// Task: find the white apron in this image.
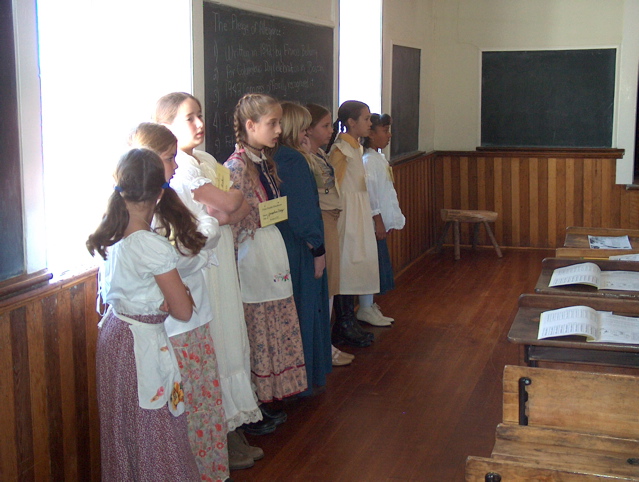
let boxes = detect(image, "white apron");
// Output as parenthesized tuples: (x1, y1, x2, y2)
(237, 224, 293, 303)
(99, 308, 185, 416)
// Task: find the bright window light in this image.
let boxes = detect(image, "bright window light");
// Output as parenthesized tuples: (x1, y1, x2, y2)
(37, 0, 193, 276)
(339, 0, 382, 114)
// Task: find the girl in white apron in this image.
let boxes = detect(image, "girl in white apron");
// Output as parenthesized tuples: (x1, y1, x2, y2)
(224, 93, 308, 419)
(87, 148, 204, 481)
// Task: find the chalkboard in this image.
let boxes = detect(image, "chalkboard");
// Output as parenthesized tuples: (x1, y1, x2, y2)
(203, 3, 334, 162)
(0, 0, 25, 281)
(390, 45, 421, 159)
(481, 49, 616, 148)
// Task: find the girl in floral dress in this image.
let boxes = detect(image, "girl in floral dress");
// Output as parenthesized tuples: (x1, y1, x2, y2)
(129, 122, 230, 481)
(224, 93, 308, 413)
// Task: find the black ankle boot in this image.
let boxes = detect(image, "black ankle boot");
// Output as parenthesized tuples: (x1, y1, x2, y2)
(332, 295, 372, 347)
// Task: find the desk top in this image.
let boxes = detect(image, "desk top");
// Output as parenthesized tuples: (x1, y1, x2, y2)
(556, 226, 639, 258)
(507, 294, 639, 353)
(535, 257, 639, 300)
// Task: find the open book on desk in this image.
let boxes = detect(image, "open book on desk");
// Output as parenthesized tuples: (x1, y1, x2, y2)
(538, 306, 639, 344)
(549, 262, 639, 291)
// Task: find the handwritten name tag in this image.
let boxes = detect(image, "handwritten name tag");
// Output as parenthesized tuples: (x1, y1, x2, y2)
(214, 163, 232, 191)
(259, 196, 288, 227)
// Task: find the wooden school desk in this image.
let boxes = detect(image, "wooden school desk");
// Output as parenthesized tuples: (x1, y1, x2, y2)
(535, 257, 639, 300)
(507, 293, 639, 368)
(555, 226, 639, 258)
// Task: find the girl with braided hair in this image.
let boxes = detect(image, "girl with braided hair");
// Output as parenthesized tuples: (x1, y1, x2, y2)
(223, 93, 307, 416)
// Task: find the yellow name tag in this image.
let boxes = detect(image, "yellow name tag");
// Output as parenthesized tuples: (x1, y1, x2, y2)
(214, 163, 232, 191)
(259, 196, 288, 227)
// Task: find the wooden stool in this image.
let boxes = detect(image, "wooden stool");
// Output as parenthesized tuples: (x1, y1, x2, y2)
(437, 209, 502, 261)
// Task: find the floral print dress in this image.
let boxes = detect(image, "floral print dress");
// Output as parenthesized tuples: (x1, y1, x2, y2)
(224, 148, 308, 402)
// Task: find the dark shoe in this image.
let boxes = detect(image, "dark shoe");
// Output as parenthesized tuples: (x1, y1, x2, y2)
(259, 404, 287, 426)
(241, 418, 277, 435)
(333, 295, 373, 347)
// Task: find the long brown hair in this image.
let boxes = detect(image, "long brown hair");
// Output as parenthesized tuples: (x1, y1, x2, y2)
(326, 100, 369, 152)
(153, 92, 201, 124)
(129, 122, 177, 154)
(232, 93, 281, 188)
(86, 148, 206, 259)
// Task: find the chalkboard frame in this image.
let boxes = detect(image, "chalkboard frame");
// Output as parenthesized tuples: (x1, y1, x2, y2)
(390, 44, 421, 160)
(481, 48, 617, 149)
(202, 3, 334, 163)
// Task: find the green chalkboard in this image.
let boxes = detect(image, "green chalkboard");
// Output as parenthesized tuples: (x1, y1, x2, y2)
(203, 3, 334, 162)
(391, 45, 421, 159)
(0, 0, 25, 281)
(481, 49, 616, 148)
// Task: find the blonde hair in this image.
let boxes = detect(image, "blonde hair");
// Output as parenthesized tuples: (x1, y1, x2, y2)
(279, 102, 317, 171)
(233, 93, 281, 188)
(129, 122, 177, 154)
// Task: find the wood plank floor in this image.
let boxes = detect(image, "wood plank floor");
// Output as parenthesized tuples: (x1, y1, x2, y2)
(233, 248, 554, 481)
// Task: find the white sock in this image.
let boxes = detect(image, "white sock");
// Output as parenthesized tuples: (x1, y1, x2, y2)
(359, 294, 374, 309)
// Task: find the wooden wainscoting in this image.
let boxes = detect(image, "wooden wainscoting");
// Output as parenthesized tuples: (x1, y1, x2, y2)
(0, 270, 100, 482)
(435, 149, 639, 249)
(386, 152, 439, 274)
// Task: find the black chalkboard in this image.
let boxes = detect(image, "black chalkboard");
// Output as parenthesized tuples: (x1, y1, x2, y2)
(390, 45, 421, 159)
(481, 49, 616, 148)
(203, 3, 334, 162)
(0, 0, 25, 281)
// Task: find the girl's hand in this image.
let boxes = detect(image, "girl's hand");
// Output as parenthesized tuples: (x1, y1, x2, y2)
(159, 299, 170, 312)
(313, 254, 326, 279)
(373, 215, 387, 240)
(300, 134, 312, 154)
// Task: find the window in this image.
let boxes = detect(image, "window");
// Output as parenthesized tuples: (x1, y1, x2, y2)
(35, 0, 194, 276)
(339, 0, 382, 114)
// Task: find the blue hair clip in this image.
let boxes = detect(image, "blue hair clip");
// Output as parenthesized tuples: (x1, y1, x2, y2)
(114, 185, 123, 192)
(162, 182, 170, 189)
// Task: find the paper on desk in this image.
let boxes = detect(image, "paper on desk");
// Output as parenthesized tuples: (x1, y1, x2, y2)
(609, 253, 639, 261)
(588, 235, 632, 250)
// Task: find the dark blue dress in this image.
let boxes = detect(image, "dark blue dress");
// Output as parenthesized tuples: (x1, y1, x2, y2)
(274, 145, 331, 394)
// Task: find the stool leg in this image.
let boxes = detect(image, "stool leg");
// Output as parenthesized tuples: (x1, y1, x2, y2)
(483, 221, 503, 258)
(436, 221, 452, 253)
(454, 220, 461, 260)
(472, 222, 480, 250)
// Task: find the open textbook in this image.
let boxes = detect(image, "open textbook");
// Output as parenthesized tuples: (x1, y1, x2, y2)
(548, 262, 639, 291)
(538, 305, 639, 344)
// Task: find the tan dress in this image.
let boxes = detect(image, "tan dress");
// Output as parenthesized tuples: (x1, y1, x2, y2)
(328, 133, 380, 295)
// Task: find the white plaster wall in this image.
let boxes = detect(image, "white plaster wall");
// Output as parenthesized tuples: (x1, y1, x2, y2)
(383, 0, 436, 153)
(432, 0, 637, 182)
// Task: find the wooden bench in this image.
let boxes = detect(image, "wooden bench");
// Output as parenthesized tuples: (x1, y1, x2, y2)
(436, 209, 503, 260)
(465, 365, 639, 481)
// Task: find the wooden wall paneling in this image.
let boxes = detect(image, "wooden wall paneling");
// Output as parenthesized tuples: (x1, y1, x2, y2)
(565, 158, 575, 229)
(11, 307, 35, 480)
(527, 158, 538, 246)
(573, 158, 585, 226)
(26, 300, 49, 481)
(493, 158, 503, 244)
(460, 156, 470, 243)
(477, 157, 486, 244)
(1, 312, 18, 481)
(42, 295, 65, 481)
(537, 158, 549, 248)
(518, 157, 529, 247)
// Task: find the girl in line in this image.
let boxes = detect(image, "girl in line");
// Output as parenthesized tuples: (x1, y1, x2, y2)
(130, 123, 230, 481)
(87, 148, 202, 481)
(154, 93, 267, 470)
(358, 114, 405, 326)
(224, 93, 308, 412)
(325, 100, 379, 346)
(305, 103, 359, 362)
(273, 102, 332, 395)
